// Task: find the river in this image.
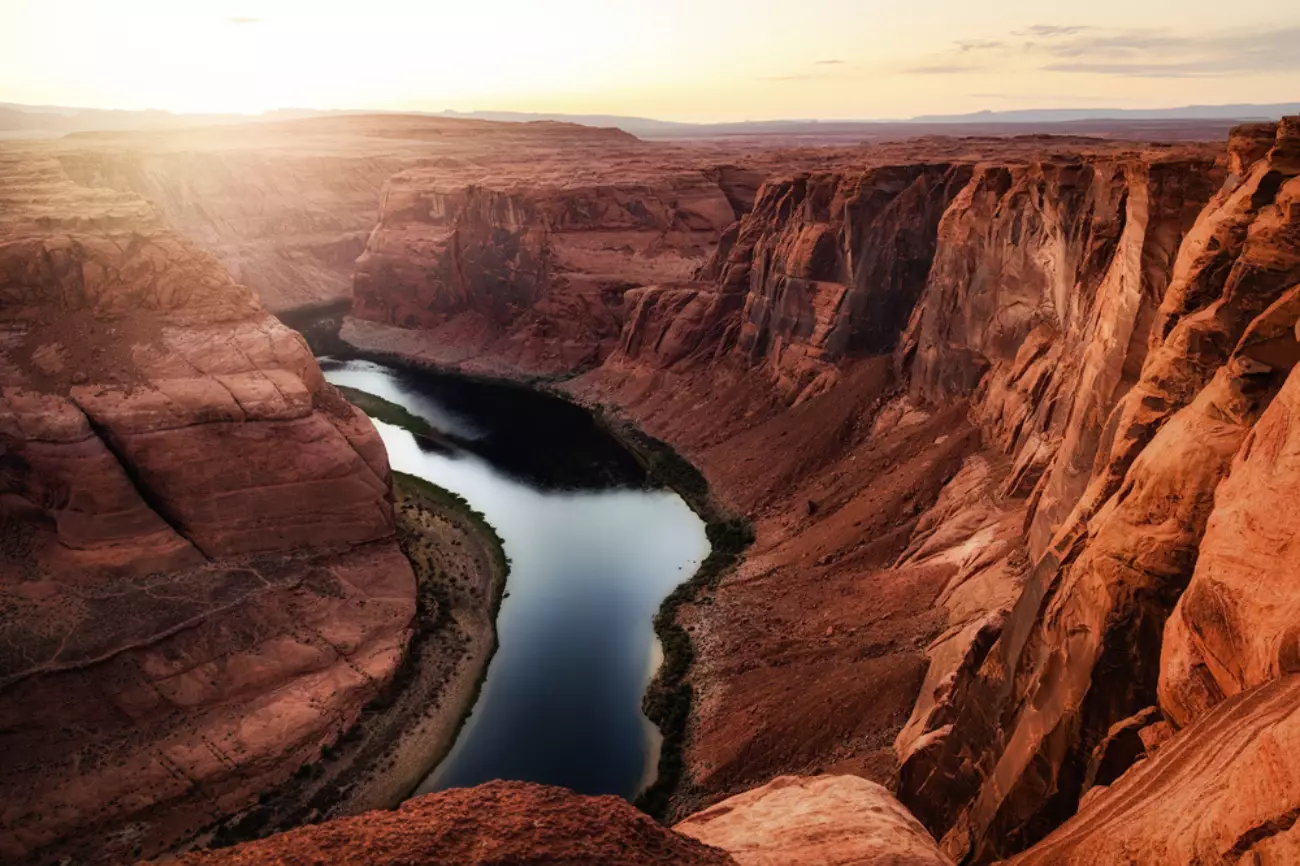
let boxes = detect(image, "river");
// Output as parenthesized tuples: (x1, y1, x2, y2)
(320, 357, 709, 799)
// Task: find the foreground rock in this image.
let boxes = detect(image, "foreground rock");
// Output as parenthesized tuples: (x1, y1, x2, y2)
(0, 149, 416, 863)
(675, 775, 953, 866)
(166, 781, 736, 866)
(1008, 675, 1300, 864)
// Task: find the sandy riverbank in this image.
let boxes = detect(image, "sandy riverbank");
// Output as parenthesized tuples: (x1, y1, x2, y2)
(199, 472, 508, 849)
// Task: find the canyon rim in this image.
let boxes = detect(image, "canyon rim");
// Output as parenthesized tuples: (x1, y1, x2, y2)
(2, 36, 1300, 865)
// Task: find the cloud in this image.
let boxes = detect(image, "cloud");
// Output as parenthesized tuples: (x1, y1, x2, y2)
(1038, 26, 1300, 77)
(900, 23, 1300, 80)
(815, 59, 845, 65)
(905, 64, 984, 75)
(226, 16, 262, 24)
(1015, 25, 1091, 38)
(956, 39, 1004, 53)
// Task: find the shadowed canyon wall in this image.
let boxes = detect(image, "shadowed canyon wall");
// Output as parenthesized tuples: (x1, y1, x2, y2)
(5, 113, 1300, 864)
(348, 120, 1300, 862)
(0, 150, 416, 864)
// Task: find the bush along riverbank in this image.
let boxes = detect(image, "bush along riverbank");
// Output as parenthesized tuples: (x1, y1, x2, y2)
(596, 413, 755, 821)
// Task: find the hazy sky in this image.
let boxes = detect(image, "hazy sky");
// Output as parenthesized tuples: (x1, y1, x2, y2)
(2, 0, 1298, 120)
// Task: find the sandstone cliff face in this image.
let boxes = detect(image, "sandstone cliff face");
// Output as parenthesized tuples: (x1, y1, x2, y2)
(572, 138, 1218, 822)
(565, 125, 1300, 863)
(729, 165, 973, 397)
(899, 119, 1300, 864)
(349, 167, 743, 377)
(0, 150, 415, 864)
(1005, 675, 1300, 865)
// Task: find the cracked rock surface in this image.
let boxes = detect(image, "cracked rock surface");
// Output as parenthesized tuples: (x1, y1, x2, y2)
(0, 148, 415, 864)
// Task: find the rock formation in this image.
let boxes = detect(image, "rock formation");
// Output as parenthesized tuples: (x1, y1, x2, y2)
(349, 165, 742, 376)
(166, 781, 736, 865)
(0, 149, 416, 864)
(675, 775, 954, 865)
(8, 109, 1300, 865)
(162, 775, 958, 866)
(570, 122, 1300, 862)
(341, 119, 1300, 861)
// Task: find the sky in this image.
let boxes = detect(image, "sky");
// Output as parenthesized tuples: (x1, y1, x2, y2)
(1, 0, 1298, 121)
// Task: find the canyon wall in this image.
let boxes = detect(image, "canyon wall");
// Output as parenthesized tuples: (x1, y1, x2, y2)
(48, 121, 414, 313)
(41, 116, 679, 317)
(348, 165, 749, 376)
(0, 149, 416, 863)
(9, 113, 1300, 863)
(347, 121, 1300, 860)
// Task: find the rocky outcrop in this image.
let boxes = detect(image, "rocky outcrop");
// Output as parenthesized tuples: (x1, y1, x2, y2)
(675, 775, 953, 865)
(1007, 675, 1300, 864)
(895, 119, 1300, 862)
(44, 116, 675, 316)
(348, 167, 741, 377)
(0, 150, 416, 864)
(166, 781, 737, 865)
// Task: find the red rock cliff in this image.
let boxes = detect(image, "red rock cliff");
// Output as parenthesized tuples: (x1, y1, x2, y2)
(347, 159, 757, 377)
(573, 125, 1300, 863)
(0, 149, 416, 864)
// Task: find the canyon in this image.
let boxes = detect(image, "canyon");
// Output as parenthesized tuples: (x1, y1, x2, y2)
(2, 112, 1299, 864)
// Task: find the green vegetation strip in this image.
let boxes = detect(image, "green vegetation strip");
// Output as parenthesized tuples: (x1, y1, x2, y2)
(597, 413, 755, 820)
(393, 470, 510, 582)
(334, 384, 438, 439)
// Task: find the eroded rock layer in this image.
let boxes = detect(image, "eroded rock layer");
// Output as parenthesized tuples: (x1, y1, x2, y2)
(8, 112, 1300, 865)
(567, 123, 1300, 861)
(0, 150, 416, 864)
(166, 781, 736, 866)
(675, 774, 954, 866)
(349, 166, 742, 376)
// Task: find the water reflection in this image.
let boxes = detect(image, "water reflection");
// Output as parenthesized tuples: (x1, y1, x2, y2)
(323, 359, 709, 798)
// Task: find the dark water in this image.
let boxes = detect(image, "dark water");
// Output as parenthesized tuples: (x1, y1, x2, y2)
(320, 358, 709, 799)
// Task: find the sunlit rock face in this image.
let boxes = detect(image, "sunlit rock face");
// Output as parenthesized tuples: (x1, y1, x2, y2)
(349, 167, 747, 377)
(895, 119, 1300, 864)
(675, 775, 955, 866)
(8, 110, 1300, 866)
(577, 123, 1300, 863)
(0, 148, 415, 865)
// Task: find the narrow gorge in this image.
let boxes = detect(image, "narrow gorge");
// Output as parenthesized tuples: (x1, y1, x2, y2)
(2, 112, 1299, 864)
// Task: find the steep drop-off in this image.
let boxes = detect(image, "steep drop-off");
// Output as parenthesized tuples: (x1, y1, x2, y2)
(348, 122, 1300, 861)
(9, 112, 1300, 864)
(343, 160, 769, 378)
(0, 151, 417, 864)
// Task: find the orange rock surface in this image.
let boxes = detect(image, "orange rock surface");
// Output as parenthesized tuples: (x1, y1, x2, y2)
(0, 148, 415, 864)
(7, 110, 1300, 865)
(166, 781, 736, 866)
(675, 775, 954, 865)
